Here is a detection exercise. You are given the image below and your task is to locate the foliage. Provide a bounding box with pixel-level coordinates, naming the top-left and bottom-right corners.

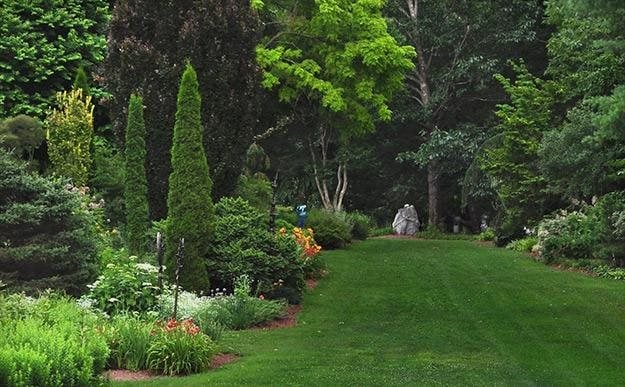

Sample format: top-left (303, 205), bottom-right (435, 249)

top-left (370, 227), bottom-right (394, 237)
top-left (592, 191), bottom-right (625, 264)
top-left (536, 210), bottom-right (600, 263)
top-left (211, 275), bottom-right (286, 330)
top-left (476, 228), bottom-right (496, 242)
top-left (82, 251), bottom-right (160, 315)
top-left (386, 0), bottom-right (544, 227)
top-left (166, 63), bottom-right (214, 293)
top-left (89, 136), bottom-right (125, 226)
top-left (73, 66), bottom-right (91, 96)
top-left (210, 197), bottom-right (304, 293)
top-left (539, 98), bottom-right (612, 199)
top-left (147, 318), bottom-right (216, 376)
top-left (45, 89), bottom-right (95, 186)
top-left (0, 115), bottom-right (44, 162)
top-left (480, 63), bottom-right (559, 240)
top-left (236, 173), bottom-right (272, 212)
top-left (105, 314), bottom-right (152, 371)
top-left (279, 226), bottom-right (324, 279)
top-left (346, 212), bottom-right (373, 240)
top-left (593, 265), bottom-right (625, 281)
top-left (0, 151), bottom-right (98, 295)
top-left (0, 0), bottom-right (109, 118)
top-left (505, 236), bottom-right (538, 253)
top-left (306, 209), bottom-right (352, 249)
top-left (0, 294), bottom-right (109, 386)
top-left (256, 0), bottom-right (415, 138)
top-left (104, 0), bottom-right (260, 219)
top-left (124, 94), bottom-right (149, 256)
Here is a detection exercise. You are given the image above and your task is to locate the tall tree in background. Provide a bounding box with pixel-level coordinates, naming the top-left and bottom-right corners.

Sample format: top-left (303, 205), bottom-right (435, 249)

top-left (386, 0), bottom-right (543, 228)
top-left (255, 0), bottom-right (415, 211)
top-left (124, 94), bottom-right (149, 256)
top-left (104, 0), bottom-right (260, 219)
top-left (166, 63), bottom-right (214, 293)
top-left (0, 0), bottom-right (109, 118)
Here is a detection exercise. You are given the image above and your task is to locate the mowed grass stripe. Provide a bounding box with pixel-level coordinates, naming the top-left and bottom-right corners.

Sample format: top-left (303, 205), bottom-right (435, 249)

top-left (120, 239), bottom-right (625, 386)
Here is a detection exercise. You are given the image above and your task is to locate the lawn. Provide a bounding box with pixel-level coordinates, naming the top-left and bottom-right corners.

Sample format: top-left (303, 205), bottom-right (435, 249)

top-left (119, 239), bottom-right (625, 386)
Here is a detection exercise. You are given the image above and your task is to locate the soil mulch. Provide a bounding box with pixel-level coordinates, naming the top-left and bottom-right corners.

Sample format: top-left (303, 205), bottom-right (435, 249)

top-left (306, 278), bottom-right (319, 289)
top-left (103, 370), bottom-right (157, 382)
top-left (104, 353), bottom-right (240, 381)
top-left (210, 353), bottom-right (240, 369)
top-left (254, 305), bottom-right (302, 330)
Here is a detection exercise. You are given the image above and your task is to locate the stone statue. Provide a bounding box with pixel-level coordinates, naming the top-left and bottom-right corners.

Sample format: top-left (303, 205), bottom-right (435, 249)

top-left (392, 204), bottom-right (420, 236)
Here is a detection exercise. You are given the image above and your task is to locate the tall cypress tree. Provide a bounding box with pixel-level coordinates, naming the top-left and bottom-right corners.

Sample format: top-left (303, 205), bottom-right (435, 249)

top-left (166, 63), bottom-right (214, 292)
top-left (124, 94), bottom-right (149, 256)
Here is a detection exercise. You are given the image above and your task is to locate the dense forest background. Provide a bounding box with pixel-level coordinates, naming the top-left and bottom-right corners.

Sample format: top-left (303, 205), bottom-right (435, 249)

top-left (1, 0), bottom-right (624, 240)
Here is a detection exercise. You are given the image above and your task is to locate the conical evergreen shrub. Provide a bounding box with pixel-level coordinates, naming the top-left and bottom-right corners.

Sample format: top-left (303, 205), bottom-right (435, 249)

top-left (166, 63), bottom-right (214, 292)
top-left (124, 94), bottom-right (149, 256)
top-left (73, 66), bottom-right (90, 95)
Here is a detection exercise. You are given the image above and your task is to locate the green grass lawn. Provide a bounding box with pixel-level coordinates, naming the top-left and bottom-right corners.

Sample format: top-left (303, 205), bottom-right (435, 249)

top-left (118, 239), bottom-right (625, 386)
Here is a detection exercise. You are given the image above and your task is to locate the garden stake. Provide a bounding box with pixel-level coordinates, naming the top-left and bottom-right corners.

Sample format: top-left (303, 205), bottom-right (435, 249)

top-left (268, 171), bottom-right (279, 232)
top-left (156, 232), bottom-right (164, 292)
top-left (172, 238), bottom-right (185, 320)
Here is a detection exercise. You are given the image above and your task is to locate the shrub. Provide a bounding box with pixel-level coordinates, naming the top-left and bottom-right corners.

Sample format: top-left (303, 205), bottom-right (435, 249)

top-left (347, 212), bottom-right (373, 240)
top-left (236, 173), bottom-right (272, 212)
top-left (0, 294), bottom-right (109, 386)
top-left (505, 236), bottom-right (538, 253)
top-left (592, 192), bottom-right (625, 265)
top-left (45, 88), bottom-right (94, 186)
top-left (147, 319), bottom-right (216, 375)
top-left (476, 228), bottom-right (496, 241)
top-left (0, 115), bottom-right (44, 162)
top-left (124, 94), bottom-right (149, 256)
top-left (306, 209), bottom-right (351, 249)
top-left (536, 210), bottom-right (600, 263)
top-left (210, 197), bottom-right (304, 293)
top-left (0, 151), bottom-right (98, 295)
top-left (82, 251), bottom-right (160, 315)
top-left (276, 205), bottom-right (298, 226)
top-left (166, 63), bottom-right (214, 293)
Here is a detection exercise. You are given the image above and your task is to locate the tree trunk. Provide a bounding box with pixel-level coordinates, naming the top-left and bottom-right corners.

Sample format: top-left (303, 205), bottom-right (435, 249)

top-left (427, 161), bottom-right (440, 229)
top-left (309, 126), bottom-right (348, 212)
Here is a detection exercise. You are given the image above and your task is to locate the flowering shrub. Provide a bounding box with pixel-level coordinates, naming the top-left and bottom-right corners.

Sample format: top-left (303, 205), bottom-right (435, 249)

top-left (147, 318), bottom-right (216, 376)
top-left (82, 250), bottom-right (161, 315)
top-left (536, 210), bottom-right (600, 263)
top-left (279, 226), bottom-right (324, 281)
top-left (280, 227), bottom-right (322, 259)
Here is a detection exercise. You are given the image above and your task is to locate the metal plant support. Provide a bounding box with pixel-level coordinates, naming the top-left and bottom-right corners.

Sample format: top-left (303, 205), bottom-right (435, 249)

top-left (268, 171), bottom-right (279, 232)
top-left (172, 238), bottom-right (185, 320)
top-left (156, 232), bottom-right (165, 292)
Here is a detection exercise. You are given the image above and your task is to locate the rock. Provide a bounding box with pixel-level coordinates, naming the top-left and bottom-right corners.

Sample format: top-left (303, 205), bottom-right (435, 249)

top-left (392, 204), bottom-right (420, 236)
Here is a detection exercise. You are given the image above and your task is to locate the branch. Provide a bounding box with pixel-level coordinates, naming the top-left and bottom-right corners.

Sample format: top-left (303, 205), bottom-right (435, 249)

top-left (253, 115), bottom-right (294, 142)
